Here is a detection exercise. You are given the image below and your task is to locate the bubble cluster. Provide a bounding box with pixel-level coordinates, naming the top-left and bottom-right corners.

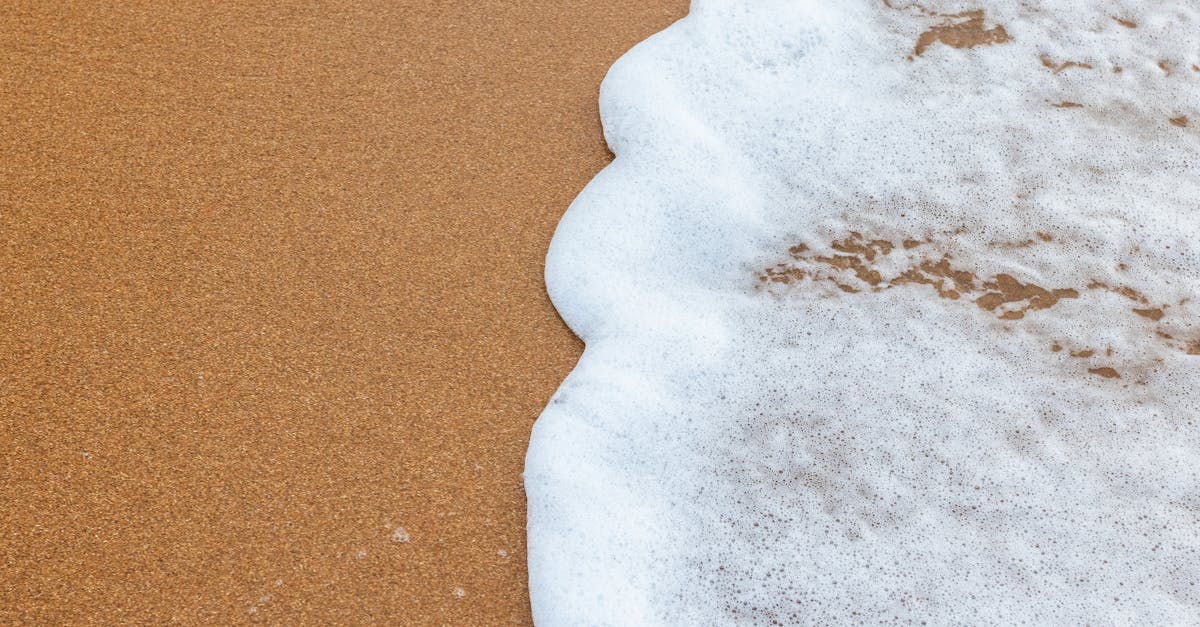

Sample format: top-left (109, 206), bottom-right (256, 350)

top-left (526, 1), bottom-right (1200, 624)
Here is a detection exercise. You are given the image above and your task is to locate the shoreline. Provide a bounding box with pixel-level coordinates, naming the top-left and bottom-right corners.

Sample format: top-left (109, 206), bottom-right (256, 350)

top-left (0, 2), bottom-right (688, 623)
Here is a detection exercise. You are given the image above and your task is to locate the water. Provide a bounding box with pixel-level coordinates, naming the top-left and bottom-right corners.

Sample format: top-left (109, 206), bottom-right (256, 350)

top-left (526, 1), bottom-right (1200, 624)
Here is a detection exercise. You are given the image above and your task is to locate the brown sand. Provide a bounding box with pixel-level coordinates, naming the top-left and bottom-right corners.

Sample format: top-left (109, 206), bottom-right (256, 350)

top-left (0, 1), bottom-right (687, 623)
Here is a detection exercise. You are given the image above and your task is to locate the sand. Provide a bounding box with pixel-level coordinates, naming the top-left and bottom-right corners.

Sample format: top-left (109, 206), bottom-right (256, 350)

top-left (0, 1), bottom-right (687, 623)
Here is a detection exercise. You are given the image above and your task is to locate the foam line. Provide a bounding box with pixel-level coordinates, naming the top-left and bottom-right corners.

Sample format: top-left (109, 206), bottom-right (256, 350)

top-left (527, 1), bottom-right (1200, 623)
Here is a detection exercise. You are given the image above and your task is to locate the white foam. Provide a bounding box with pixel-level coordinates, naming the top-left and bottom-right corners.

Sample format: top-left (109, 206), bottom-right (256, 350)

top-left (526, 1), bottom-right (1200, 624)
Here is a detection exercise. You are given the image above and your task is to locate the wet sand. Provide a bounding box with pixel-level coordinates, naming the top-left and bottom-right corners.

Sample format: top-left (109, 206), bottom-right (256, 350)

top-left (0, 2), bottom-right (687, 623)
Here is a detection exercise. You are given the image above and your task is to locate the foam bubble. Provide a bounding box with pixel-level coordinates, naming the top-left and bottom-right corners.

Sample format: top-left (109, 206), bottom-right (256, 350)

top-left (527, 1), bottom-right (1200, 624)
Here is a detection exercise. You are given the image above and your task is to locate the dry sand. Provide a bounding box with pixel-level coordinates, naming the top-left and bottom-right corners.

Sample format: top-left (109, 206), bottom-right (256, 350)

top-left (0, 2), bottom-right (687, 623)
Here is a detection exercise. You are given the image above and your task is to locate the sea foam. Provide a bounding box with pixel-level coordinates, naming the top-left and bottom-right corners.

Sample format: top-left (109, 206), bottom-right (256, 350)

top-left (526, 1), bottom-right (1200, 624)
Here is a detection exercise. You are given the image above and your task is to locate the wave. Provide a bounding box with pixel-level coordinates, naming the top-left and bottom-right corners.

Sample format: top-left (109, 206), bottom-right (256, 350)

top-left (527, 1), bottom-right (1200, 624)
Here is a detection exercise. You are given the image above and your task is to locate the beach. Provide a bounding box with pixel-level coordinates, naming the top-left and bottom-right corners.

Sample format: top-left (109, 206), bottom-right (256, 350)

top-left (10, 1), bottom-right (1200, 623)
top-left (1, 1), bottom-right (687, 623)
